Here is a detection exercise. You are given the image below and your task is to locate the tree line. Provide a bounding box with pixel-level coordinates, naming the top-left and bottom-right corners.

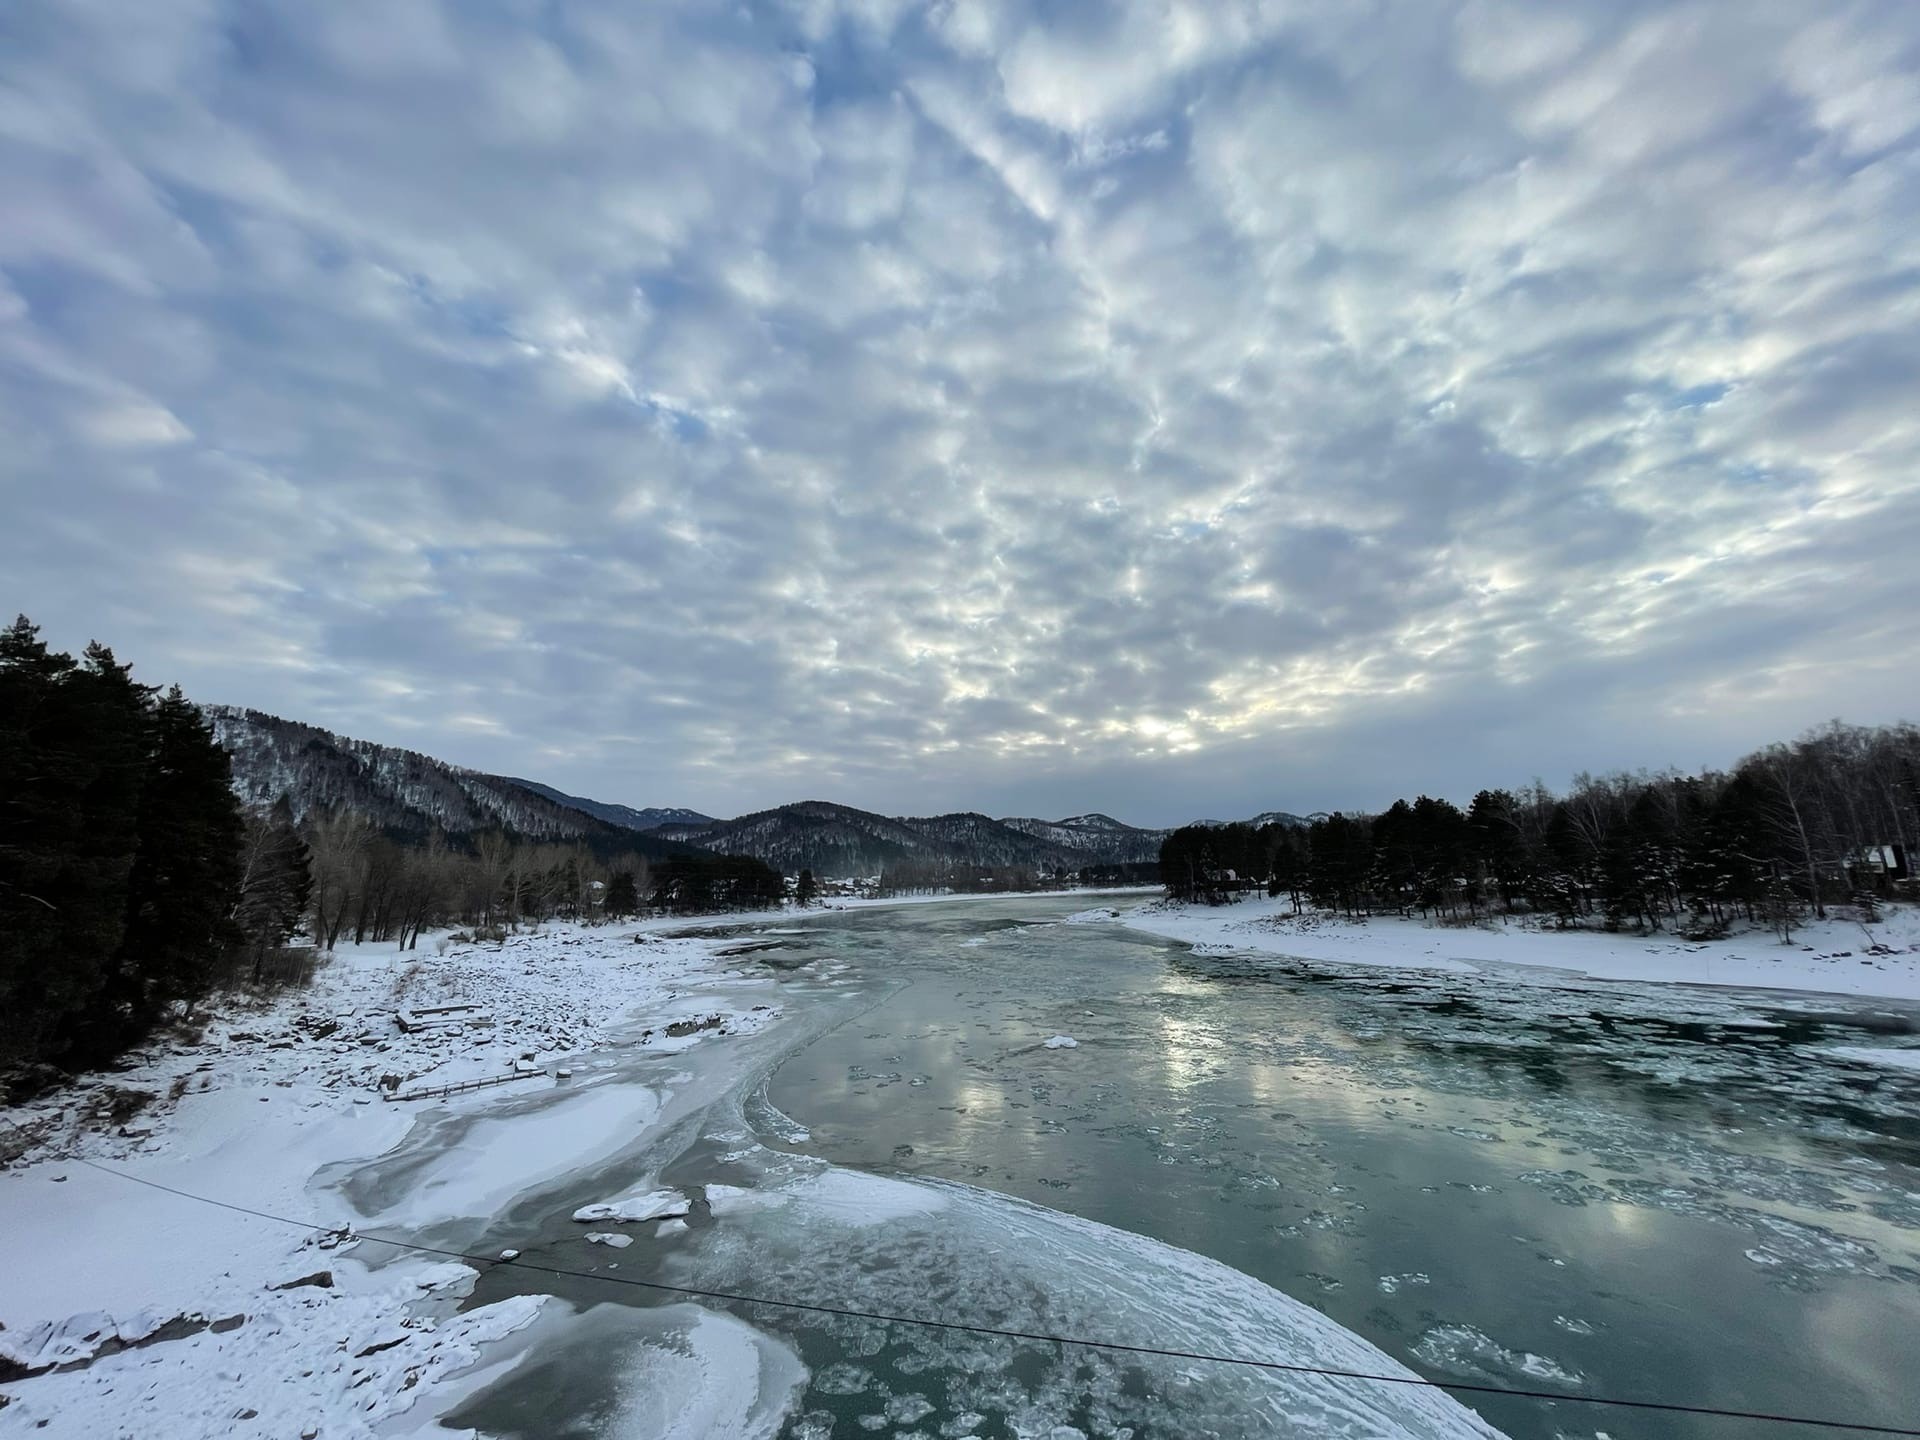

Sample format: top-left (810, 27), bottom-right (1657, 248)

top-left (0, 615), bottom-right (787, 1086)
top-left (297, 816), bottom-right (785, 950)
top-left (1159, 720), bottom-right (1918, 939)
top-left (1, 618), bottom-right (308, 1081)
top-left (872, 857), bottom-right (1159, 896)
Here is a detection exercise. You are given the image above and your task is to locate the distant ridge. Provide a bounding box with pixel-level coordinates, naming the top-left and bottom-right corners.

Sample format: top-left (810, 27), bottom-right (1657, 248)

top-left (504, 778), bottom-right (713, 834)
top-left (1186, 811), bottom-right (1324, 830)
top-left (654, 801), bottom-right (1168, 876)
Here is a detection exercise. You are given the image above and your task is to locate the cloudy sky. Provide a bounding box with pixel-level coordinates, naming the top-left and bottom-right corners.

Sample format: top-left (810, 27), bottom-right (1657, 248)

top-left (4, 0), bottom-right (1917, 825)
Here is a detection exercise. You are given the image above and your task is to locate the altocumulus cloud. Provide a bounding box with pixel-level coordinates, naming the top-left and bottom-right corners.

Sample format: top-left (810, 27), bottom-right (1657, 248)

top-left (2, 0), bottom-right (1917, 823)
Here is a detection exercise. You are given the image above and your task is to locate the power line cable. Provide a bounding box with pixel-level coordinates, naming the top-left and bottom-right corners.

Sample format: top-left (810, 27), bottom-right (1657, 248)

top-left (66, 1158), bottom-right (1920, 1437)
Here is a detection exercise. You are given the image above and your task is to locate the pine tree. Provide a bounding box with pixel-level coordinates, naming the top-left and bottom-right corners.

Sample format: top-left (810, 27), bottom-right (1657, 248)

top-left (604, 869), bottom-right (640, 918)
top-left (0, 629), bottom-right (152, 1071)
top-left (794, 868), bottom-right (818, 906)
top-left (76, 686), bottom-right (245, 1058)
top-left (1468, 789), bottom-right (1528, 908)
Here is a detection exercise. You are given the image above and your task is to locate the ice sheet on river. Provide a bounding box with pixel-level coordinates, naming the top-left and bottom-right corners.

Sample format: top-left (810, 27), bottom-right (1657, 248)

top-left (668, 1159), bottom-right (1507, 1438)
top-left (355, 1082), bottom-right (662, 1230)
top-left (448, 1300), bottom-right (806, 1440)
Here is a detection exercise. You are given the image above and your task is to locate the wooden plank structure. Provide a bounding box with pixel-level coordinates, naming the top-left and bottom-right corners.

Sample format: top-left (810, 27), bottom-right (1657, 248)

top-left (394, 1003), bottom-right (494, 1034)
top-left (382, 1070), bottom-right (547, 1103)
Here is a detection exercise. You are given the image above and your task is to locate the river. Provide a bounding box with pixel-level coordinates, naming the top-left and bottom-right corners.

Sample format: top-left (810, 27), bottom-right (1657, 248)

top-left (343, 895), bottom-right (1920, 1439)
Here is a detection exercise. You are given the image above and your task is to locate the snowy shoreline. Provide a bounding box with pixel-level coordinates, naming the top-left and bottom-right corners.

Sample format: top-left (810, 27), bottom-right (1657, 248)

top-left (1115, 893), bottom-right (1920, 1007)
top-left (0, 893), bottom-right (1149, 1435)
top-left (0, 921), bottom-right (793, 1435)
top-left (627, 882), bottom-right (1163, 935)
top-left (17, 888), bottom-right (1910, 1434)
top-left (0, 889), bottom-right (1516, 1440)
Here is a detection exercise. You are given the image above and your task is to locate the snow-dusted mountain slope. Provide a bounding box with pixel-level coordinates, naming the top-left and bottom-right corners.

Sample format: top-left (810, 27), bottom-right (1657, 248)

top-left (503, 779), bottom-right (713, 834)
top-left (204, 706), bottom-right (699, 857)
top-left (654, 802), bottom-right (1165, 876)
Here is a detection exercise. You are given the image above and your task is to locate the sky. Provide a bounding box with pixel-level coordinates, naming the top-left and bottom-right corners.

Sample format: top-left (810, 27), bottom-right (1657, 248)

top-left (3, 0), bottom-right (1918, 827)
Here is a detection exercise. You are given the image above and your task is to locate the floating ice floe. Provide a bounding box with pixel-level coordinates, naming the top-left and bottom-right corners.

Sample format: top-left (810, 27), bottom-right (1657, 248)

top-left (572, 1187), bottom-right (690, 1224)
top-left (1412, 1321), bottom-right (1585, 1388)
top-left (1823, 1045), bottom-right (1920, 1074)
top-left (585, 1232), bottom-right (633, 1248)
top-left (1042, 1035), bottom-right (1079, 1049)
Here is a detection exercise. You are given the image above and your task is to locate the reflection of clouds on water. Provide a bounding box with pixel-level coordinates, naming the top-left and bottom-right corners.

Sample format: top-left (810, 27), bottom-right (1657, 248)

top-left (772, 900), bottom-right (1920, 1435)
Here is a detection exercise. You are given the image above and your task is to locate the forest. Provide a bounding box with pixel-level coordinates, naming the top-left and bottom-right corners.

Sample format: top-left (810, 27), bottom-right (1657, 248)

top-left (1159, 721), bottom-right (1919, 938)
top-left (0, 617), bottom-right (783, 1085)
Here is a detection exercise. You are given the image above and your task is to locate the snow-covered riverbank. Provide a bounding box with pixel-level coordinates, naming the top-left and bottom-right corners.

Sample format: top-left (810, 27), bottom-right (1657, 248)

top-left (1117, 894), bottom-right (1920, 1004)
top-left (0, 922), bottom-right (787, 1436)
top-left (629, 883), bottom-right (1163, 935)
top-left (0, 897), bottom-right (1516, 1440)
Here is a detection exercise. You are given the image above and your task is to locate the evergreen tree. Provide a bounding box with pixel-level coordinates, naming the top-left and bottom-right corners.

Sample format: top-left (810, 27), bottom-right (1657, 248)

top-left (794, 868), bottom-right (818, 906)
top-left (604, 869), bottom-right (641, 918)
top-left (1306, 813), bottom-right (1372, 915)
top-left (72, 687), bottom-right (245, 1059)
top-left (0, 626), bottom-right (151, 1071)
top-left (1408, 795), bottom-right (1469, 917)
top-left (1371, 800), bottom-right (1418, 913)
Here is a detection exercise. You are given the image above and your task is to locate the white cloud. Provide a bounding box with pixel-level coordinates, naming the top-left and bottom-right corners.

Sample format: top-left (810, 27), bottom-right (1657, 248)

top-left (3, 0), bottom-right (1916, 822)
top-left (83, 400), bottom-right (193, 447)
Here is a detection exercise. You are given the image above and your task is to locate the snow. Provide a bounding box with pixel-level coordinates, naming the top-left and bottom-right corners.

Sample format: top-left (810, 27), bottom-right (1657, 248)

top-left (0, 921), bottom-right (788, 1435)
top-left (1121, 895), bottom-right (1920, 1001)
top-left (368, 1083), bottom-right (662, 1229)
top-left (0, 1272), bottom-right (552, 1438)
top-left (625, 884), bottom-right (1160, 935)
top-left (1042, 1034), bottom-right (1080, 1049)
top-left (572, 1187), bottom-right (691, 1224)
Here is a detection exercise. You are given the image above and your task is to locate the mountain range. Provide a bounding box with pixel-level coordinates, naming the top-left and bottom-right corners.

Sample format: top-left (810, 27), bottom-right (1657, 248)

top-left (205, 706), bottom-right (1301, 878)
top-left (645, 802), bottom-right (1167, 877)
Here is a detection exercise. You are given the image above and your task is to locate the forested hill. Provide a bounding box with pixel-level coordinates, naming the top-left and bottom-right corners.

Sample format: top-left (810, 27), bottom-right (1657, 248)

top-left (203, 706), bottom-right (699, 858)
top-left (650, 802), bottom-right (1168, 877)
top-left (502, 778), bottom-right (713, 834)
top-left (991, 812), bottom-right (1169, 866)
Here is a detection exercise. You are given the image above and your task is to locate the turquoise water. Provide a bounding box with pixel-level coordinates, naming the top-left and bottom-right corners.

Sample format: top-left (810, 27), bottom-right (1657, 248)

top-left (435, 896), bottom-right (1920, 1438)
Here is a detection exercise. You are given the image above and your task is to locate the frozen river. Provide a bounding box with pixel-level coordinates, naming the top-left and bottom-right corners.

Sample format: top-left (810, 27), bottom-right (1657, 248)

top-left (382, 895), bottom-right (1920, 1439)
